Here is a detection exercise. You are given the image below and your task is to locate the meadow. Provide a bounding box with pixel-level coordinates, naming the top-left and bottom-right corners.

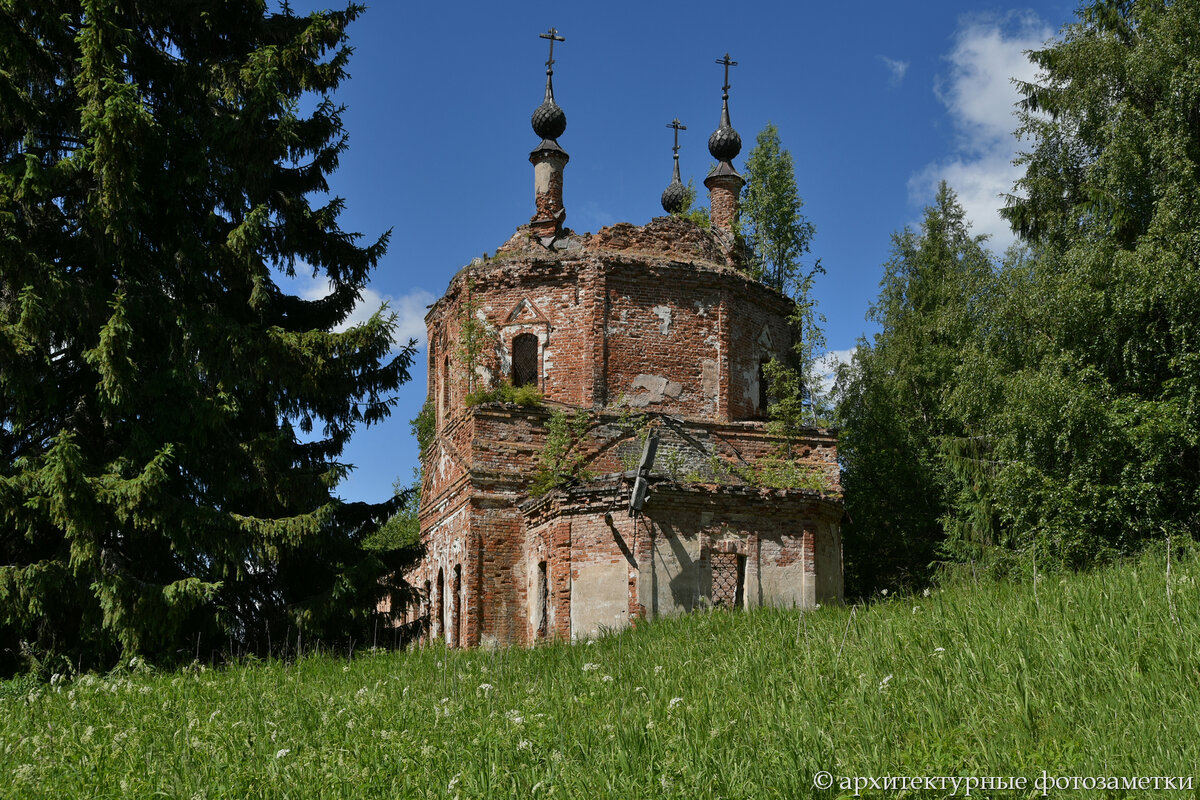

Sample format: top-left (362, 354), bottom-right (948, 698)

top-left (3, 546), bottom-right (1199, 799)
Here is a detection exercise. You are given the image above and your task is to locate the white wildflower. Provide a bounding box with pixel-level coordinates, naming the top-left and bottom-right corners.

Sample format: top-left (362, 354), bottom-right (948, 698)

top-left (654, 665), bottom-right (664, 674)
top-left (878, 674), bottom-right (893, 691)
top-left (518, 739), bottom-right (532, 751)
top-left (669, 697), bottom-right (684, 709)
top-left (447, 773), bottom-right (461, 790)
top-left (275, 748), bottom-right (290, 759)
top-left (478, 683), bottom-right (493, 693)
top-left (505, 709), bottom-right (524, 725)
top-left (601, 675), bottom-right (614, 682)
top-left (922, 587), bottom-right (931, 597)
top-left (581, 663), bottom-right (600, 672)
top-left (912, 605), bottom-right (921, 614)
top-left (881, 588), bottom-right (888, 596)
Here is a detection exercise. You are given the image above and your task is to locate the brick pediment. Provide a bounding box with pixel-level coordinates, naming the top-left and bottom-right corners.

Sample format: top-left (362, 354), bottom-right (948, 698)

top-left (504, 297), bottom-right (548, 326)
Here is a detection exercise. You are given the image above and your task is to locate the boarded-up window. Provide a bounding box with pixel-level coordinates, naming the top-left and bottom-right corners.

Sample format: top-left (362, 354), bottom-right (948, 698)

top-left (512, 333), bottom-right (539, 388)
top-left (711, 552), bottom-right (745, 609)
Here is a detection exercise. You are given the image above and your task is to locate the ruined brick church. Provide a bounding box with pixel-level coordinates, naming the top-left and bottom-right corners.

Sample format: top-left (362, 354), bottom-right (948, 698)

top-left (399, 34), bottom-right (843, 647)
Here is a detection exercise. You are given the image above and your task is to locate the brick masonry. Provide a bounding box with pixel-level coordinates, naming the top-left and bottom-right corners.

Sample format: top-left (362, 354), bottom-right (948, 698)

top-left (404, 216), bottom-right (844, 647)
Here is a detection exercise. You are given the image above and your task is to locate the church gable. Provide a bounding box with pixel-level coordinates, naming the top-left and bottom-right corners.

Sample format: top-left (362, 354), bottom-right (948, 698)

top-left (504, 297), bottom-right (548, 327)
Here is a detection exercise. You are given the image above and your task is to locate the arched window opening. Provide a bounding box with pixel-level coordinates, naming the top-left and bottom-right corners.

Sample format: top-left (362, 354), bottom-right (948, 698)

top-left (442, 355), bottom-right (451, 418)
top-left (452, 565), bottom-right (463, 648)
top-left (536, 560), bottom-right (549, 638)
top-left (435, 568), bottom-right (444, 640)
top-left (758, 358), bottom-right (771, 416)
top-left (512, 333), bottom-right (539, 388)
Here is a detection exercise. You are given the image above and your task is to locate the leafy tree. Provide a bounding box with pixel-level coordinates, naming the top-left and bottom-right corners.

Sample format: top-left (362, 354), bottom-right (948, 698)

top-left (837, 184), bottom-right (996, 595)
top-left (740, 123), bottom-right (816, 295)
top-left (0, 1), bottom-right (414, 674)
top-left (736, 124), bottom-right (830, 433)
top-left (973, 0), bottom-right (1200, 567)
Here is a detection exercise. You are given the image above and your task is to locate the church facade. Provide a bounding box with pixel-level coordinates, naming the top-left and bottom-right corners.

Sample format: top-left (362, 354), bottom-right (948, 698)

top-left (397, 36), bottom-right (843, 647)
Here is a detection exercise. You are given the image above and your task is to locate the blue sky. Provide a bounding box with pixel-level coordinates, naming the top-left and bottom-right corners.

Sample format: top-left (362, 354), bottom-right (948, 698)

top-left (284, 0), bottom-right (1079, 503)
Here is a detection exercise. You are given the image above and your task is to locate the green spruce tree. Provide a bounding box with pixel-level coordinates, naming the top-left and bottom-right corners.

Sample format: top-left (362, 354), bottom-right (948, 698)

top-left (837, 184), bottom-right (995, 595)
top-left (0, 1), bottom-right (413, 674)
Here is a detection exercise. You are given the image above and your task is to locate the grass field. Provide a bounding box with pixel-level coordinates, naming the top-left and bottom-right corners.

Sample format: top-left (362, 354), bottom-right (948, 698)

top-left (3, 546), bottom-right (1199, 799)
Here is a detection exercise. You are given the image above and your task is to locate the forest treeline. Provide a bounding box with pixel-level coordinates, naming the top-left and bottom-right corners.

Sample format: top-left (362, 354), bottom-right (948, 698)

top-left (837, 0), bottom-right (1200, 596)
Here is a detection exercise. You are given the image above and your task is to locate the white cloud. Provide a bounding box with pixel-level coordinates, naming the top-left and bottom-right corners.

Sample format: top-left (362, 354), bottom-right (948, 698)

top-left (286, 271), bottom-right (435, 351)
top-left (879, 55), bottom-right (909, 87)
top-left (814, 347), bottom-right (857, 395)
top-left (910, 13), bottom-right (1052, 250)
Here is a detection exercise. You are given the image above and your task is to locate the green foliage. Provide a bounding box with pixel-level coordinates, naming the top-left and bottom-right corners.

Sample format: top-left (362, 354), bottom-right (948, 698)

top-left (737, 123), bottom-right (831, 442)
top-left (529, 408), bottom-right (593, 497)
top-left (763, 263), bottom-right (831, 438)
top-left (464, 380), bottom-right (544, 408)
top-left (975, 0), bottom-right (1200, 567)
top-left (0, 2), bottom-right (414, 674)
top-left (836, 183), bottom-right (996, 596)
top-left (671, 178), bottom-right (710, 229)
top-left (841, 0), bottom-right (1200, 589)
top-left (364, 475), bottom-right (422, 554)
top-left (5, 547), bottom-right (1200, 796)
top-left (614, 407), bottom-right (652, 473)
top-left (411, 399), bottom-right (436, 462)
top-left (740, 123), bottom-right (816, 294)
top-left (740, 458), bottom-right (827, 491)
top-left (454, 275), bottom-right (494, 395)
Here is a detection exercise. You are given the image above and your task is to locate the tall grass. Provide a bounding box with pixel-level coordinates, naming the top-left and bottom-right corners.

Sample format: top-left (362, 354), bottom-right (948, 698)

top-left (3, 547), bottom-right (1199, 798)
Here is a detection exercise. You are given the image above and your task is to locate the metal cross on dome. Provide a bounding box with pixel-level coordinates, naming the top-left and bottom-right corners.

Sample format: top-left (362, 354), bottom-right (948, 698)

top-left (540, 27), bottom-right (565, 73)
top-left (667, 118), bottom-right (687, 156)
top-left (716, 52), bottom-right (738, 95)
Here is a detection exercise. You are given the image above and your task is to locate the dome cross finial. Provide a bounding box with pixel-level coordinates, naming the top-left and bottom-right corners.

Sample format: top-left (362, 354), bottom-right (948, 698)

top-left (661, 118), bottom-right (688, 214)
top-left (717, 52), bottom-right (738, 98)
top-left (540, 27), bottom-right (565, 75)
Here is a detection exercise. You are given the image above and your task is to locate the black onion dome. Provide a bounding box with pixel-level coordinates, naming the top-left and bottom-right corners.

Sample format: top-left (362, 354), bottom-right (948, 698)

top-left (532, 72), bottom-right (566, 140)
top-left (531, 100), bottom-right (566, 140)
top-left (661, 179), bottom-right (687, 214)
top-left (708, 124), bottom-right (741, 161)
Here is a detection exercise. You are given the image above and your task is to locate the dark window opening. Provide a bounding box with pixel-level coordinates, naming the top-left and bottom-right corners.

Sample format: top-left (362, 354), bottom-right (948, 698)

top-left (512, 333), bottom-right (539, 388)
top-left (435, 568), bottom-right (444, 639)
top-left (536, 560), bottom-right (549, 638)
top-left (758, 358), bottom-right (770, 415)
top-left (453, 565), bottom-right (463, 647)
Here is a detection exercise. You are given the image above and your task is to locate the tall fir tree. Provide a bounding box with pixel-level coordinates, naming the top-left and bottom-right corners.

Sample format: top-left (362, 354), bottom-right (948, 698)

top-left (836, 184), bottom-right (995, 595)
top-left (0, 1), bottom-right (414, 674)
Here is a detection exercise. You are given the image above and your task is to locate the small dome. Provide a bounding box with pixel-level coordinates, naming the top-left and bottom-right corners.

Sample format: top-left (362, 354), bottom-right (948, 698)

top-left (708, 125), bottom-right (741, 162)
top-left (661, 179), bottom-right (687, 214)
top-left (532, 100), bottom-right (566, 141)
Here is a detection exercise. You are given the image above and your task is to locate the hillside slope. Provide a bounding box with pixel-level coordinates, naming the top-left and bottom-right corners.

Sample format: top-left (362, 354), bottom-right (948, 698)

top-left (3, 548), bottom-right (1199, 798)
